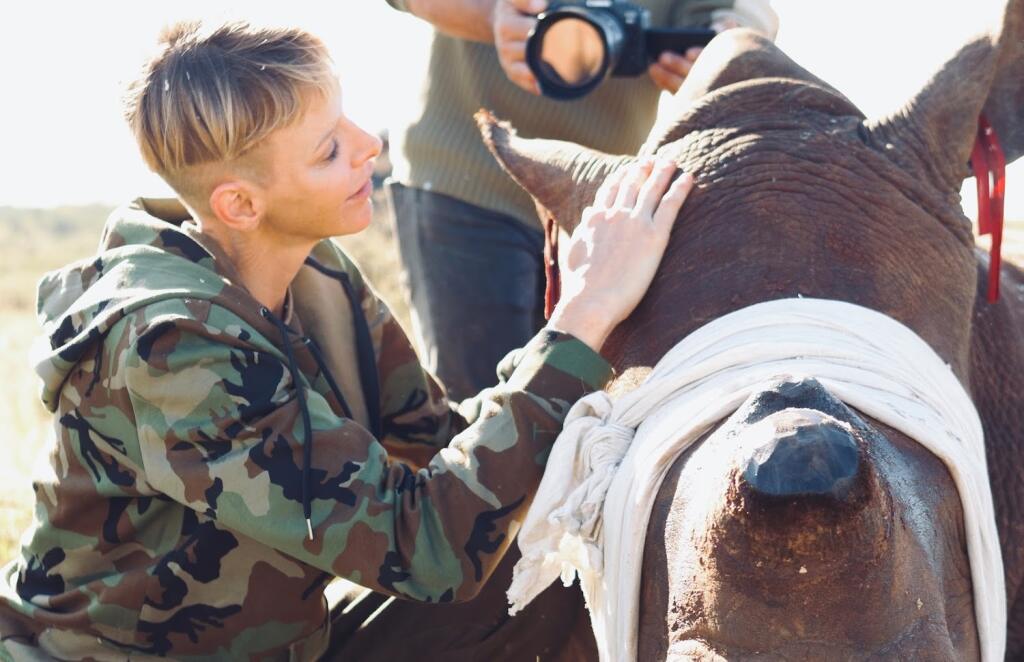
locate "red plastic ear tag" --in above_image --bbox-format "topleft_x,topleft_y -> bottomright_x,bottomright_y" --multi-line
971,115 -> 1006,303
543,215 -> 561,320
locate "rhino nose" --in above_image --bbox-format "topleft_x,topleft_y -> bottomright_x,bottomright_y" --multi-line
741,409 -> 860,498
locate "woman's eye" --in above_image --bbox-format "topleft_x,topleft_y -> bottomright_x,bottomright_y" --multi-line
325,140 -> 339,162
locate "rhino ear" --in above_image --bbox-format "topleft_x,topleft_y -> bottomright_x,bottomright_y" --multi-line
868,1 -> 1023,187
982,2 -> 1024,163
476,110 -> 634,234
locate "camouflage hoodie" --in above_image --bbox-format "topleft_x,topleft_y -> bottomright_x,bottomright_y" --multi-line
0,198 -> 612,661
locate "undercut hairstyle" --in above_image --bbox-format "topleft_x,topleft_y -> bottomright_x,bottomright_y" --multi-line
123,21 -> 336,208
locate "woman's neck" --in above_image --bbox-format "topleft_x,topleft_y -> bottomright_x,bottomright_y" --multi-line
200,223 -> 314,318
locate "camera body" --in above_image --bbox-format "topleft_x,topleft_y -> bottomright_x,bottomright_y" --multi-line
541,0 -> 652,77
526,0 -> 716,100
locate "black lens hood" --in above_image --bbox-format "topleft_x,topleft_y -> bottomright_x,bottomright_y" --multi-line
526,7 -> 614,101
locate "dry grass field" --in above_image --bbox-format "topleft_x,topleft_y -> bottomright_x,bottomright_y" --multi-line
0,197 -> 1022,565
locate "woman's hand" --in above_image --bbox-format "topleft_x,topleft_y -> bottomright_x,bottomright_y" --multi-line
548,158 -> 695,351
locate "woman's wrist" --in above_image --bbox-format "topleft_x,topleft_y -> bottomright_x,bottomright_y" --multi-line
546,301 -> 614,353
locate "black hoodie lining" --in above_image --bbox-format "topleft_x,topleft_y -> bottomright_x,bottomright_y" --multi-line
303,257 -> 383,440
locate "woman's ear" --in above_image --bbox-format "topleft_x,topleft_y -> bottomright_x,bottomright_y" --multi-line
209,180 -> 263,232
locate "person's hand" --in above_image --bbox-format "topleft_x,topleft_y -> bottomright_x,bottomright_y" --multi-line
548,158 -> 695,351
647,46 -> 703,94
492,0 -> 547,95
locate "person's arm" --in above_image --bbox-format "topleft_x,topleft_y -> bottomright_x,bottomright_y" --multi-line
125,316 -> 607,603
385,0 -> 548,94
125,158 -> 691,602
385,0 -> 499,42
349,263 -> 558,469
336,248 -> 578,469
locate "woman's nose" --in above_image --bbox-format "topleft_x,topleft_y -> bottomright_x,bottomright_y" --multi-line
352,125 -> 383,165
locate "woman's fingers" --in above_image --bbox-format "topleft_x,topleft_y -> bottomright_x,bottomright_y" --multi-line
653,171 -> 695,231
614,158 -> 655,209
593,161 -> 632,207
593,158 -> 692,230
635,159 -> 678,219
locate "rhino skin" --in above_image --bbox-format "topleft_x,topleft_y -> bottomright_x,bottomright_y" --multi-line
328,4 -> 1022,660
472,0 -> 1024,659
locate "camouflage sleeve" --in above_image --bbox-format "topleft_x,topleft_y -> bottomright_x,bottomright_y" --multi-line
125,319 -> 611,602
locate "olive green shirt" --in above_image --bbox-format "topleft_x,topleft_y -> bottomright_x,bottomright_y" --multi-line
385,0 -> 741,227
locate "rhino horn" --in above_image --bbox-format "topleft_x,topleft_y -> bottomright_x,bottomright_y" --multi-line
868,0 -> 1023,188
643,29 -> 849,153
715,380 -> 888,573
727,378 -> 865,502
476,110 -> 635,234
740,412 -> 860,500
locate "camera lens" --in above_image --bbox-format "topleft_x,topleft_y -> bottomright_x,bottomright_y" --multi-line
526,7 -> 624,100
539,18 -> 605,86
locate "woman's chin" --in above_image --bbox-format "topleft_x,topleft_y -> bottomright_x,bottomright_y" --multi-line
333,204 -> 373,237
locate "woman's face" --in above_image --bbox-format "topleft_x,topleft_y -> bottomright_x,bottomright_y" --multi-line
257,84 -> 382,243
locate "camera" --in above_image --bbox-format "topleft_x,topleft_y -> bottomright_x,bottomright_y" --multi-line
525,0 -> 716,100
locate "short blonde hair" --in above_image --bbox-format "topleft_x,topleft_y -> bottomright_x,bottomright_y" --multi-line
124,21 -> 336,207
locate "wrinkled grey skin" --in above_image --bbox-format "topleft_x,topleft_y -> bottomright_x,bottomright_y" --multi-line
479,0 -> 1024,658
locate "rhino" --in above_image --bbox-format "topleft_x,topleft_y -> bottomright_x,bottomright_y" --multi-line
330,2 -> 1024,660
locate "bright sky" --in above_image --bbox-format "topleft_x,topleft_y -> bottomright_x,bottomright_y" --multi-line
0,0 -> 1019,217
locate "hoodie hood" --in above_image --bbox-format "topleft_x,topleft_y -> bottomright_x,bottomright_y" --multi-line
32,198 -> 261,412
32,197 -> 387,542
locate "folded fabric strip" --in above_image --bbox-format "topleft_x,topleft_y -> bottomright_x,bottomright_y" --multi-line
508,297 -> 1005,662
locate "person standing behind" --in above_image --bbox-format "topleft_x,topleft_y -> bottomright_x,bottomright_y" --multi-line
383,0 -> 778,400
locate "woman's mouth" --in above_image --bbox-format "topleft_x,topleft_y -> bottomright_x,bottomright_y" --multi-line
348,178 -> 372,201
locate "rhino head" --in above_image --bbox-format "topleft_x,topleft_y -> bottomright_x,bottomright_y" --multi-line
479,1 -> 1023,658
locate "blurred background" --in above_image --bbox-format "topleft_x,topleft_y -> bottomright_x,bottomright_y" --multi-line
1,1 -> 1021,560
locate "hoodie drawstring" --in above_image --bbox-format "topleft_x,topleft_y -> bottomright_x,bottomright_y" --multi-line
261,306 -> 315,542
